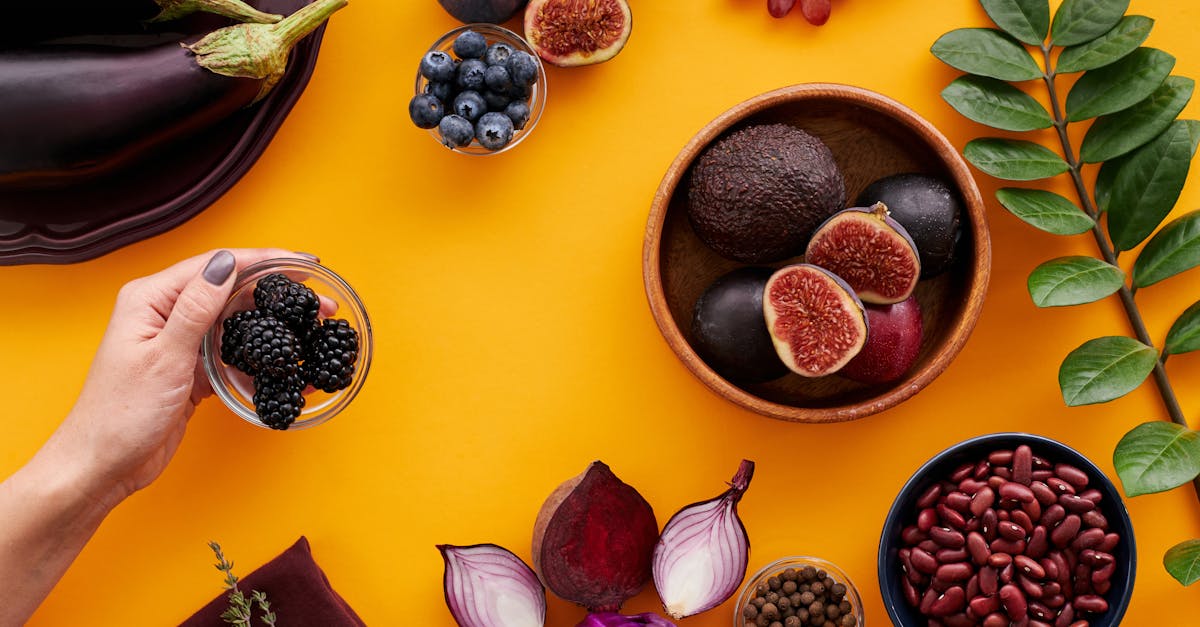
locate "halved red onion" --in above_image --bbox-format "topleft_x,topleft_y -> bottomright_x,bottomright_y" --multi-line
438,543 -> 546,627
651,459 -> 755,619
575,612 -> 677,627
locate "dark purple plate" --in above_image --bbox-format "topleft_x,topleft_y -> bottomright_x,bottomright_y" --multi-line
0,0 -> 327,265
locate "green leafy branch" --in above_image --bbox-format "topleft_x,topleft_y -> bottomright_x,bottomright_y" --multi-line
933,0 -> 1200,586
209,542 -> 278,626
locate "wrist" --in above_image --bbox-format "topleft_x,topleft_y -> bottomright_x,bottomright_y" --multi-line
36,417 -> 130,516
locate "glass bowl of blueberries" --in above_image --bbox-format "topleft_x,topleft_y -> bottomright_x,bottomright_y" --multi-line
202,259 -> 373,431
411,24 -> 547,155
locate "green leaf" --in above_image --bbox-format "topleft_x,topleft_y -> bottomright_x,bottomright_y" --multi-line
964,138 -> 1069,181
1165,300 -> 1200,355
1051,0 -> 1130,47
995,188 -> 1095,234
981,0 -> 1050,45
1028,256 -> 1125,307
1132,210 -> 1200,288
1165,539 -> 1200,586
1081,76 -> 1194,163
1057,15 -> 1153,73
931,28 -> 1043,81
941,75 -> 1053,131
1094,156 -> 1123,212
1113,422 -> 1200,497
1107,120 -> 1200,250
1066,48 -> 1175,122
1059,336 -> 1158,406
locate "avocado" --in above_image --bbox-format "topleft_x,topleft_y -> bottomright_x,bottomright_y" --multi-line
686,123 -> 845,263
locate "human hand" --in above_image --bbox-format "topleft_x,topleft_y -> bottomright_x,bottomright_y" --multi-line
44,248 -> 313,510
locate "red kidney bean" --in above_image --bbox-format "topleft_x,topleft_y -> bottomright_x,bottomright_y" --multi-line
1059,494 -> 1095,513
1090,561 -> 1115,585
931,586 -> 967,617
1012,509 -> 1035,533
1028,601 -> 1054,621
1081,509 -> 1108,529
1073,594 -> 1108,613
991,538 -> 1026,555
1046,477 -> 1075,495
1031,455 -> 1051,470
971,486 -> 996,517
918,507 -> 938,532
1000,563 -> 1014,584
932,526 -> 966,549
932,576 -> 953,593
937,548 -> 969,563
1000,583 -> 1027,620
965,518 -> 981,533
966,573 -> 980,599
967,531 -> 991,565
937,562 -> 973,583
1049,552 -> 1071,589
1043,593 -> 1065,608
981,509 -> 999,540
999,521 -> 1026,541
1021,499 -> 1043,521
1054,604 -> 1074,627
920,587 -> 939,614
979,565 -> 999,595
1030,621 -> 1053,627
1018,574 -> 1045,599
1031,469 -> 1055,481
989,449 -> 1014,465
945,491 -> 972,512
960,478 -> 988,494
940,504 -> 968,529
1031,481 -> 1058,506
918,484 -> 944,509
983,613 -> 1009,627
1080,549 -> 1113,568
989,552 -> 1013,568
1068,622 -> 1089,627
912,547 -> 939,575
1000,482 -> 1037,503
1014,445 -> 1033,485
1015,555 -> 1047,579
951,463 -> 976,483
945,613 -> 973,627
1078,489 -> 1102,504
970,594 -> 1001,617
1098,532 -> 1120,553
974,460 -> 991,480
994,467 -> 1013,480
1094,578 -> 1111,596
1044,582 -> 1062,598
998,509 -> 1011,521
1051,515 -> 1081,548
903,575 -> 920,607
1041,557 -> 1059,581
1054,464 -> 1089,488
919,539 -> 940,553
1027,526 -> 1050,559
1042,504 -> 1066,527
904,525 -> 929,545
1072,528 -> 1104,551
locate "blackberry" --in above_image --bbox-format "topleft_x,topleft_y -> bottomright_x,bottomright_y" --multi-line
301,318 -> 359,392
219,309 -> 261,374
239,316 -> 301,377
253,273 -> 319,335
253,372 -> 306,430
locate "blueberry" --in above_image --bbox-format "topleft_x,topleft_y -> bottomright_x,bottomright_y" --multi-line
482,89 -> 511,111
452,30 -> 488,59
456,58 -> 487,91
484,42 -> 514,67
506,51 -> 538,86
484,65 -> 512,93
419,51 -> 456,83
408,93 -> 445,129
453,90 -> 488,122
504,100 -> 531,130
425,80 -> 455,104
475,112 -> 514,151
507,81 -> 531,101
438,114 -> 475,148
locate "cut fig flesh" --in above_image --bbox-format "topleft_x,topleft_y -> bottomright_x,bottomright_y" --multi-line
524,0 -> 632,67
763,264 -> 868,377
804,202 -> 921,305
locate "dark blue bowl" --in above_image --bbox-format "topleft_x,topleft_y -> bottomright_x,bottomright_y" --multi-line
878,433 -> 1136,626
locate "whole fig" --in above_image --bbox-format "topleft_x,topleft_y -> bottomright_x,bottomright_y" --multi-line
437,0 -> 528,24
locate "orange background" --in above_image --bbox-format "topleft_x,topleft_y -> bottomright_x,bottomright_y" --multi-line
4,0 -> 1200,625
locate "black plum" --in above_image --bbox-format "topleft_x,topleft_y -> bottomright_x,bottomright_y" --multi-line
692,267 -> 788,384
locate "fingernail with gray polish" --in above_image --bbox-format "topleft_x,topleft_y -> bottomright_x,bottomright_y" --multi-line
203,250 -> 236,285
294,251 -> 320,262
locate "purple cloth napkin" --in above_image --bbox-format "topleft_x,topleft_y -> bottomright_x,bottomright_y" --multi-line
180,536 -> 366,626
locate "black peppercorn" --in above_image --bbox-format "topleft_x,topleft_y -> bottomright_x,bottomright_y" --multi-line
810,615 -> 825,627
825,604 -> 839,619
769,576 -> 782,591
762,602 -> 780,621
800,565 -> 817,580
799,591 -> 815,606
777,596 -> 792,612
770,622 -> 782,627
785,617 -> 801,627
830,583 -> 846,599
811,582 -> 827,596
840,615 -> 857,627
744,604 -> 759,620
755,615 -> 770,627
789,592 -> 802,607
766,591 -> 780,605
782,568 -> 798,581
839,600 -> 851,614
782,580 -> 798,595
753,596 -> 766,609
809,601 -> 823,616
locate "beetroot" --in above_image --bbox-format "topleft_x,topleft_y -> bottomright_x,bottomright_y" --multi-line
532,461 -> 659,612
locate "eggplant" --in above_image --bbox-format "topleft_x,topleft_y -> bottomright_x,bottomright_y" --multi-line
0,0 -> 282,46
0,0 -> 345,189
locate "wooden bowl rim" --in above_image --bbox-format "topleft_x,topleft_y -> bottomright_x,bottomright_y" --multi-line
643,83 -> 992,423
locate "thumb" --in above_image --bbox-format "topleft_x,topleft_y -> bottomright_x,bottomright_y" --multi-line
159,250 -> 237,350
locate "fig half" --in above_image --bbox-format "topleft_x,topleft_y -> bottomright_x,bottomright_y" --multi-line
804,202 -> 921,305
763,264 -> 868,377
524,0 -> 632,67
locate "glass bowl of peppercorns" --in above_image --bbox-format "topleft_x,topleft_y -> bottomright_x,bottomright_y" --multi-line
734,556 -> 864,627
202,258 -> 373,431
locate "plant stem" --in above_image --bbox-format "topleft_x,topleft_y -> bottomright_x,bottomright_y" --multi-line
1039,45 -> 1200,498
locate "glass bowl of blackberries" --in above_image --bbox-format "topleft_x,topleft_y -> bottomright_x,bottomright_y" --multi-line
734,556 -> 864,627
202,259 -> 373,431
411,24 -> 547,155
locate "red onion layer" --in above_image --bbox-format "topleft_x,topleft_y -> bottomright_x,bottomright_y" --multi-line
438,543 -> 546,627
576,612 -> 677,627
651,459 -> 755,619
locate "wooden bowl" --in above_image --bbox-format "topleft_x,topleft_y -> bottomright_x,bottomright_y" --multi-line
643,84 -> 990,423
